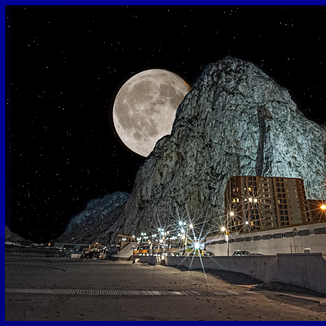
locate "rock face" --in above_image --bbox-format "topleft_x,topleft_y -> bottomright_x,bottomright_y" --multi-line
114,56 -> 326,238
57,191 -> 130,244
5,226 -> 33,245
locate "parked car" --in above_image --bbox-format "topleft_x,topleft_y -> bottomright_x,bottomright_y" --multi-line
232,250 -> 251,256
203,251 -> 215,256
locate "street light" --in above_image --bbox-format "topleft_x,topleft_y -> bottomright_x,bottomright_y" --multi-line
220,226 -> 230,256
321,204 -> 326,210
181,234 -> 186,254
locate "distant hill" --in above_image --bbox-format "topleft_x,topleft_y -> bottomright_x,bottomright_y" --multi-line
5,226 -> 33,246
56,191 -> 130,244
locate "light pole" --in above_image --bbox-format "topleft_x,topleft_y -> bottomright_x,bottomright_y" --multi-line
166,231 -> 170,255
182,234 -> 185,255
187,223 -> 193,253
221,226 -> 230,256
179,221 -> 190,255
292,227 -> 298,253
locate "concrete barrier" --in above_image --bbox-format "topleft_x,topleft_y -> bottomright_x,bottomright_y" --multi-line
165,253 -> 326,295
268,253 -> 326,295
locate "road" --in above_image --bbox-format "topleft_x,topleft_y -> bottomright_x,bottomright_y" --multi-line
5,252 -> 326,321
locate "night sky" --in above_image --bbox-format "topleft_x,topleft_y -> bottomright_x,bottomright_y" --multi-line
5,5 -> 326,243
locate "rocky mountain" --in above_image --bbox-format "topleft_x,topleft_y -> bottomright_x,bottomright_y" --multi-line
59,56 -> 326,244
5,226 -> 33,245
57,191 -> 130,244
113,56 -> 326,239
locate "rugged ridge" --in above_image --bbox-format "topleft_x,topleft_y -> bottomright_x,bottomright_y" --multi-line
113,56 -> 326,239
5,226 -> 33,245
57,191 -> 130,244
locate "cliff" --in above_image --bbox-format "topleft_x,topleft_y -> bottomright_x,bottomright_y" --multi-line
114,56 -> 326,238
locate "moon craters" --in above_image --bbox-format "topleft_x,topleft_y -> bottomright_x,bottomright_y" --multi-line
113,69 -> 190,157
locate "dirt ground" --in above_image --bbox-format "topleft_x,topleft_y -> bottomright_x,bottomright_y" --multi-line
5,251 -> 326,321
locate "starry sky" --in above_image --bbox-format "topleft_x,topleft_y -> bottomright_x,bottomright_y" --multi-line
5,5 -> 326,243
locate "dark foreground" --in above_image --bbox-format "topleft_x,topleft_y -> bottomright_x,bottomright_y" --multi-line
5,252 -> 326,321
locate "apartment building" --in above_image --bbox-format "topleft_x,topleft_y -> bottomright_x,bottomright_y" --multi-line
308,200 -> 326,223
224,176 -> 311,232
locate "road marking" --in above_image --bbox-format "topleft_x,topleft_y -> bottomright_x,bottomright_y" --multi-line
5,288 -> 263,297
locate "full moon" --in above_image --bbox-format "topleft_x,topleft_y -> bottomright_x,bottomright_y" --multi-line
112,69 -> 190,157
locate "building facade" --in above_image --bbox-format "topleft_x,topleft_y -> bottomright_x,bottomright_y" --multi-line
308,200 -> 326,223
225,176 -> 312,232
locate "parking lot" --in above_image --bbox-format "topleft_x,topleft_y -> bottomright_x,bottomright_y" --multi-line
5,252 -> 326,321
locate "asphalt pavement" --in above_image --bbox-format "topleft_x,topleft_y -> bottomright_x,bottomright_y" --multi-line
5,252 -> 326,321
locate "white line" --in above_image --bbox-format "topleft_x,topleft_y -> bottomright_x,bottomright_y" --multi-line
5,288 -> 253,297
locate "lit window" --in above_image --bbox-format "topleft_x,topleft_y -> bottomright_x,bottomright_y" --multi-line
237,198 -> 239,202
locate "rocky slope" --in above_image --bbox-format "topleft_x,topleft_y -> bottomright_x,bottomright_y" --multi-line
57,191 -> 130,244
113,56 -> 326,239
5,226 -> 33,245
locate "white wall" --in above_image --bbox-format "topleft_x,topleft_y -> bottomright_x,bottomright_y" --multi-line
205,222 -> 326,256
117,241 -> 137,259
